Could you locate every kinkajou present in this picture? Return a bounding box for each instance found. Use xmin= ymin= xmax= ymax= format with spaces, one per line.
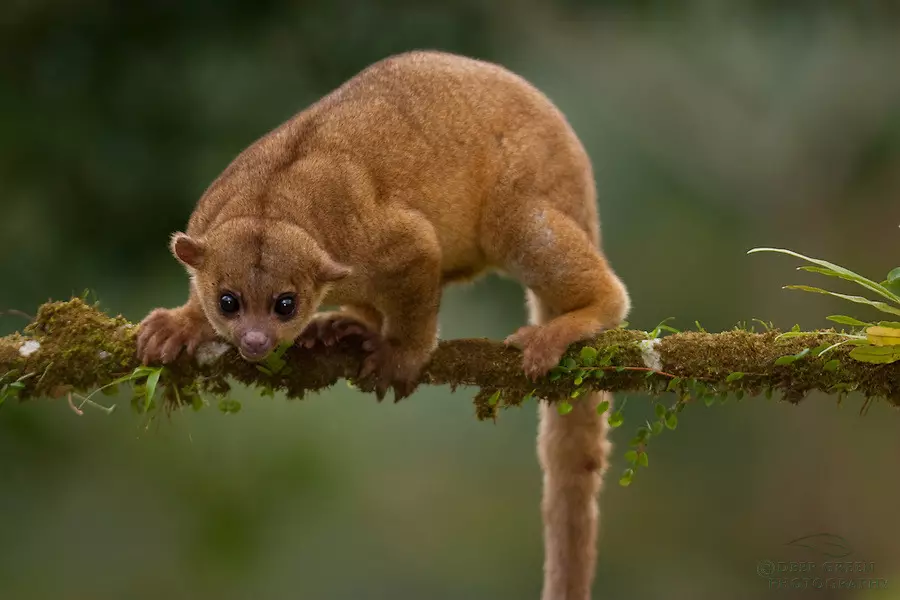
xmin=137 ymin=50 xmax=630 ymax=600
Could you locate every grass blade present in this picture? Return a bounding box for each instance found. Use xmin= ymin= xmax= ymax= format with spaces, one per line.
xmin=749 ymin=248 xmax=900 ymax=305
xmin=783 ymin=285 xmax=900 ymax=317
xmin=144 ymin=368 xmax=162 ymax=412
xmin=826 ymin=315 xmax=872 ymax=327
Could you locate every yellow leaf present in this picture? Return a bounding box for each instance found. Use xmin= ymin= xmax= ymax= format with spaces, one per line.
xmin=865 ymin=326 xmax=900 ymax=346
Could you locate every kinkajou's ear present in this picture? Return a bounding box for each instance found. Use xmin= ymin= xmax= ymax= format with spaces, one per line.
xmin=318 ymin=256 xmax=353 ymax=282
xmin=170 ymin=232 xmax=206 ymax=270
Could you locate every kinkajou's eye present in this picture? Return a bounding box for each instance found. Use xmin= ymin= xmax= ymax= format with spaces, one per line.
xmin=219 ymin=292 xmax=240 ymax=315
xmin=274 ymin=294 xmax=296 ymax=318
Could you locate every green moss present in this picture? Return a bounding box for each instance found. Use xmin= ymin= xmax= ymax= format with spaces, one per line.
xmin=1 ymin=298 xmax=898 ymax=417
xmin=0 ymin=333 xmax=26 ymax=376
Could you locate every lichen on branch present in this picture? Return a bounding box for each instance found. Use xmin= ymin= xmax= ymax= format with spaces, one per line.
xmin=1 ymin=298 xmax=899 ymax=420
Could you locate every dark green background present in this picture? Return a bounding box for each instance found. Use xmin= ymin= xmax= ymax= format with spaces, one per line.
xmin=2 ymin=1 xmax=899 ymax=598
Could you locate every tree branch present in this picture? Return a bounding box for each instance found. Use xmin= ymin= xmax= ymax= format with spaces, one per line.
xmin=1 ymin=298 xmax=898 ymax=418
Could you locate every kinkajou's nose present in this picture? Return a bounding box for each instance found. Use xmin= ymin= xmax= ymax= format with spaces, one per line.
xmin=240 ymin=330 xmax=273 ymax=360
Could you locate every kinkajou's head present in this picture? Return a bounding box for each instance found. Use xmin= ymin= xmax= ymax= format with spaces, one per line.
xmin=169 ymin=219 xmax=350 ymax=361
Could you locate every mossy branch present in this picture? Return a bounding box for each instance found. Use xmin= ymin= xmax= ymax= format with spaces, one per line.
xmin=1 ymin=299 xmax=899 ymax=419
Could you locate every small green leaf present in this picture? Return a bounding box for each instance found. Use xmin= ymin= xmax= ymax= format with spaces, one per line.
xmin=649 ymin=317 xmax=679 ymax=338
xmin=144 ymin=368 xmax=162 ymax=413
xmin=579 ymin=347 xmax=598 ymax=366
xmin=573 ymin=375 xmax=584 ymax=386
xmin=619 ymin=468 xmax=634 ymax=487
xmin=557 ymin=401 xmax=573 ymax=415
xmin=887 ymin=267 xmax=900 ymax=284
xmin=694 ymin=320 xmax=707 ymax=333
xmin=596 ymin=400 xmax=610 ymax=415
xmin=218 ymin=398 xmax=242 ymax=414
xmin=726 ymin=372 xmax=745 ymax=382
xmin=775 ymin=331 xmax=811 ymax=340
xmin=608 ymin=411 xmax=624 ymax=428
xmin=792 ymin=324 xmax=801 ymax=333
xmin=624 ymin=450 xmax=638 ymax=463
xmin=272 ymin=341 xmax=292 ymax=359
xmin=571 ymin=386 xmax=585 ymax=399
xmin=848 ymin=344 xmax=900 ymax=364
xmin=651 ymin=421 xmax=664 ymax=435
xmin=775 ymin=348 xmax=811 ymax=366
xmin=703 ymin=394 xmax=715 ymax=407
xmin=488 ymin=389 xmax=501 ymax=406
xmin=752 ymin=319 xmax=774 ymax=331
xmin=826 ymin=315 xmax=872 ymax=327
xmin=823 ymin=359 xmax=841 ymax=372
xmin=810 ymin=344 xmax=830 ymax=356
xmin=654 ymin=403 xmax=666 ymax=419
xmin=637 ymin=452 xmax=649 ymax=468
xmin=877 ymin=321 xmax=900 ymax=329
xmin=562 ymin=358 xmax=577 ymax=371
xmin=615 ymin=366 xmax=626 ymax=373
xmin=597 ymin=350 xmax=614 ymax=366
xmin=665 ymin=414 xmax=678 ymax=430
xmin=735 ymin=389 xmax=744 ymax=400
xmin=131 ymin=366 xmax=156 ymax=378
xmin=593 ymin=369 xmax=605 ymax=379
xmin=523 ymin=389 xmax=536 ymax=403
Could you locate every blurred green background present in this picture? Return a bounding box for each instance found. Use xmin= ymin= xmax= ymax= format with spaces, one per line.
xmin=2 ymin=1 xmax=900 ymax=598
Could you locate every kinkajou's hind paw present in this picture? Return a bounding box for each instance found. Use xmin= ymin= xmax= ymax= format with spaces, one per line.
xmin=505 ymin=325 xmax=572 ymax=381
xmin=358 ymin=340 xmax=426 ymax=402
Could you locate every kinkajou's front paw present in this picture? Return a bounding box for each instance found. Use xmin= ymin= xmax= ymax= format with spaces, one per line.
xmin=297 ymin=311 xmax=382 ymax=349
xmin=136 ymin=307 xmax=214 ymax=364
xmin=358 ymin=340 xmax=429 ymax=402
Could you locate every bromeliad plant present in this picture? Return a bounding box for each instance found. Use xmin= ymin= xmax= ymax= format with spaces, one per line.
xmin=749 ymin=247 xmax=900 ymax=364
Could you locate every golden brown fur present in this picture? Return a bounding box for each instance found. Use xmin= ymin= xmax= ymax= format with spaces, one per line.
xmin=136 ymin=50 xmax=630 ymax=600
